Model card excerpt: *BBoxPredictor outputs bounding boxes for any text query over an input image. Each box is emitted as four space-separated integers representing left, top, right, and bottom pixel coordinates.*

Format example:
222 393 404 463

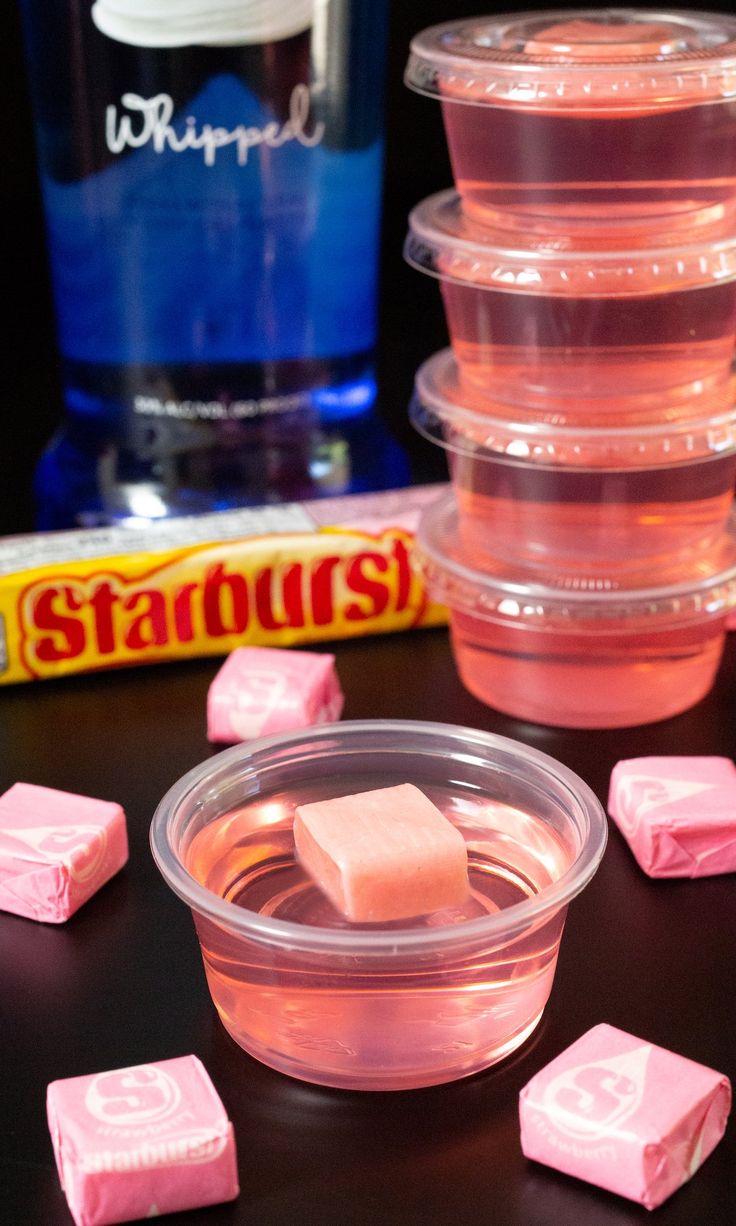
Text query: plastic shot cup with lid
405 9 736 240
411 349 736 574
414 492 736 729
405 191 736 422
150 720 607 1091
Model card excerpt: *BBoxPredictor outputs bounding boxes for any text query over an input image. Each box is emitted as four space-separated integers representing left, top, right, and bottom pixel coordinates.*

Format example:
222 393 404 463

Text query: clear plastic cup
405 191 736 421
411 349 736 574
415 492 736 729
406 9 736 240
150 720 607 1090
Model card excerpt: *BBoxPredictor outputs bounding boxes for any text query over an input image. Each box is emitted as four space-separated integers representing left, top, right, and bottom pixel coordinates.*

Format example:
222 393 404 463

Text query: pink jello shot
411 349 736 575
519 1024 731 1210
47 1055 239 1226
414 492 736 729
404 191 736 421
294 783 470 922
608 756 736 878
406 10 736 241
0 782 128 923
207 645 343 743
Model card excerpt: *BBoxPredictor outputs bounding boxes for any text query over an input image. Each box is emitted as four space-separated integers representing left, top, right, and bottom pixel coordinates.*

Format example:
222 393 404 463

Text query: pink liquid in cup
411 350 736 574
405 192 736 419
151 722 607 1090
406 11 736 240
415 493 736 730
187 787 566 1088
441 276 736 404
451 612 727 731
453 451 736 574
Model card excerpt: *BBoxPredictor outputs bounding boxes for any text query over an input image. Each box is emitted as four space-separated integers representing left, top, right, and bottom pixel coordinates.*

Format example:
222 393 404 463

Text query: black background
6 1 736 535
2 5 736 1226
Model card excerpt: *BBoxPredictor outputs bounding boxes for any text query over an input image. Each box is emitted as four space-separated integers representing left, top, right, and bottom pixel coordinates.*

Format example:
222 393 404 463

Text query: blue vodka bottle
19 0 407 527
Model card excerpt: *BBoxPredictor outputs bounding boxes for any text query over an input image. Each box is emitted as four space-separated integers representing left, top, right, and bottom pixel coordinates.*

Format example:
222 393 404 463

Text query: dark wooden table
1 625 735 1225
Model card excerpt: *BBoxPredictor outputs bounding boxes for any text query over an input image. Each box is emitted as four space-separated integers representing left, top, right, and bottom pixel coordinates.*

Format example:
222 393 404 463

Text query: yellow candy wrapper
0 486 448 685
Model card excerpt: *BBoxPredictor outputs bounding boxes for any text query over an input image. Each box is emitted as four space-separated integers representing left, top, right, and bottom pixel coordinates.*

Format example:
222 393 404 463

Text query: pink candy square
207 646 343 743
47 1055 239 1226
294 783 469 922
0 783 128 923
608 756 736 878
520 1024 731 1210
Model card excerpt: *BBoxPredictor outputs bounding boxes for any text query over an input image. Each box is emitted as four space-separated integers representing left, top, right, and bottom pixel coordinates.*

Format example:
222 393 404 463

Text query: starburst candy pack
0 486 447 686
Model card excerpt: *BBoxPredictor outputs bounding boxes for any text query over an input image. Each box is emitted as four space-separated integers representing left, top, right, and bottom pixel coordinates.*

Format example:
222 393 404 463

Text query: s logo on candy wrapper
44 824 109 883
85 1065 182 1126
228 668 289 739
1 823 108 883
541 1044 652 1141
235 668 288 711
614 775 713 834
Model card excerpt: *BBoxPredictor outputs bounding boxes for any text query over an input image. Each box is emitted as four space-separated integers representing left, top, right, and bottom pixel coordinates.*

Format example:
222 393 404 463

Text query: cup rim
411 349 736 463
414 490 736 617
405 190 736 287
150 718 607 954
405 10 736 108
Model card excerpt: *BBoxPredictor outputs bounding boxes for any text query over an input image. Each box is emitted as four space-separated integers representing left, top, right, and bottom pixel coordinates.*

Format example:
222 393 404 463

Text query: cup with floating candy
151 720 607 1089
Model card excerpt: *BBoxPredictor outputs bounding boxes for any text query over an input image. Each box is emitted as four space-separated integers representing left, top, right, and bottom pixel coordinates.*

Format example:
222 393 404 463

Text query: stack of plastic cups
403 9 736 729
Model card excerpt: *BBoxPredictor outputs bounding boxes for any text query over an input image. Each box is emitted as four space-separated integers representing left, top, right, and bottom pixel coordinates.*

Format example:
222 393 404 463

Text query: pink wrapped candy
608 756 736 878
47 1055 239 1226
0 782 128 923
207 646 343 743
520 1024 731 1210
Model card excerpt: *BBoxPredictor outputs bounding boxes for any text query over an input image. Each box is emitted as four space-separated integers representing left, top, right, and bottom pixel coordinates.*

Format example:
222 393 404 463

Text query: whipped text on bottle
105 84 324 166
96 0 326 166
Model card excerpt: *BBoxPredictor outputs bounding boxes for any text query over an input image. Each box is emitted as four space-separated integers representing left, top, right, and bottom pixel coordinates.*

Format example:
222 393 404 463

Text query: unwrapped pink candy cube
47 1055 239 1226
608 756 736 878
294 783 470 922
519 1024 731 1210
207 646 343 743
0 782 128 923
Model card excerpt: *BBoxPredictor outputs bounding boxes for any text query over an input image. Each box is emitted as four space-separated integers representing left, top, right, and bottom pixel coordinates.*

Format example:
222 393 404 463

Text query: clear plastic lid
415 490 736 624
406 9 736 111
411 349 736 467
405 190 736 291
